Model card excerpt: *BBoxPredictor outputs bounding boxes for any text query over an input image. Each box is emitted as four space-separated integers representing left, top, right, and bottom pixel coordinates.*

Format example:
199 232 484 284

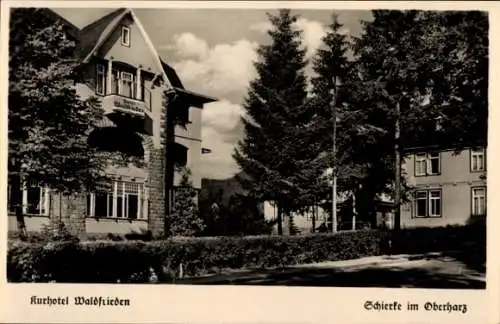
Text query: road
175 253 486 289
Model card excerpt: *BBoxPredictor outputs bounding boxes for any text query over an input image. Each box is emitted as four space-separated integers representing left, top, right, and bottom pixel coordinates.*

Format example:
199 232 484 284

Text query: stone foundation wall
146 141 166 238
49 193 86 236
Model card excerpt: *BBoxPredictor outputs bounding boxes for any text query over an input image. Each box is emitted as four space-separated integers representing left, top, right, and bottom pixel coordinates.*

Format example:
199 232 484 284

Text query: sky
52 8 372 180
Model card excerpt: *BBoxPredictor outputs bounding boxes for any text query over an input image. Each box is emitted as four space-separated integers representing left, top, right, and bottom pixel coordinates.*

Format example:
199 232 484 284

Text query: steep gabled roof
40 8 80 39
161 60 217 105
76 8 174 90
78 8 128 60
161 60 184 89
47 8 218 105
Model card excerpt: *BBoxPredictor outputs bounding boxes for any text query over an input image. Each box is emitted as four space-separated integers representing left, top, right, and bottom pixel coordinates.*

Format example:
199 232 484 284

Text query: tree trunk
311 204 316 233
59 192 63 223
394 102 401 231
288 211 295 235
351 190 357 231
331 77 338 233
11 172 27 238
277 203 283 235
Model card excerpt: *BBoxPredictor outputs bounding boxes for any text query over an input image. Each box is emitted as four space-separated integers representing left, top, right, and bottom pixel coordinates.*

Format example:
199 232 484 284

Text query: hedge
7 225 485 283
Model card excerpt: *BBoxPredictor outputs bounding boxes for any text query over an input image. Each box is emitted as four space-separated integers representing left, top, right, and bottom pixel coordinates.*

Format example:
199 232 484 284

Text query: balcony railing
101 94 153 136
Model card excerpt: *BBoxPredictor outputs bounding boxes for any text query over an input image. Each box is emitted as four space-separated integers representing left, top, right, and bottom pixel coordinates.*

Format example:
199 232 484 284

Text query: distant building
263 193 393 234
7 8 216 236
264 144 487 233
400 145 486 227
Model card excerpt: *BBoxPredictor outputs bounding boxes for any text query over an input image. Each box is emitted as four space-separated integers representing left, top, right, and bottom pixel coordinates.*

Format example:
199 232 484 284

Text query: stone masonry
147 146 166 238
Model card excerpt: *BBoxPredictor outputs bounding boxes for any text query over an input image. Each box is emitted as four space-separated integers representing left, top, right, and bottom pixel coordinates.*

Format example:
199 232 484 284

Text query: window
471 148 485 172
109 67 144 100
7 178 49 216
112 68 119 94
414 152 440 176
88 183 113 218
25 180 48 215
415 153 427 176
25 180 49 216
414 189 442 218
7 180 15 213
121 26 130 46
177 107 190 124
427 153 440 175
415 191 428 217
429 190 442 217
120 72 134 98
87 181 147 220
123 182 140 220
472 187 486 216
172 143 188 167
96 64 106 95
27 185 43 214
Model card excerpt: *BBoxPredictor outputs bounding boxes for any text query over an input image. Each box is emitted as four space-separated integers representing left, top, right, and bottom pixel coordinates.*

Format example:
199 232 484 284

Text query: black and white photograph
1 1 497 323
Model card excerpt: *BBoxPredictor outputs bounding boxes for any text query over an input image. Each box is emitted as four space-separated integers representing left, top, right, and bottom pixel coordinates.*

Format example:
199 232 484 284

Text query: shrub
388 224 485 255
7 224 484 283
168 167 205 236
37 220 80 243
124 229 152 241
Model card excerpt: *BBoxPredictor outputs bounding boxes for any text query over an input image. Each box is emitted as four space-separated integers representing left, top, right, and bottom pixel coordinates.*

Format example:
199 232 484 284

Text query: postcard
1 1 498 323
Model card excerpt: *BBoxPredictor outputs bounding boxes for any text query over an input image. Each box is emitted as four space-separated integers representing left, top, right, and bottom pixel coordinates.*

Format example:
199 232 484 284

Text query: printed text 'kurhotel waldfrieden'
30 296 130 307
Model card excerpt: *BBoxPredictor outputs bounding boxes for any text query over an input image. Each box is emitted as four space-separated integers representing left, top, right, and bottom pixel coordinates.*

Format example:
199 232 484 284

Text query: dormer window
121 26 130 46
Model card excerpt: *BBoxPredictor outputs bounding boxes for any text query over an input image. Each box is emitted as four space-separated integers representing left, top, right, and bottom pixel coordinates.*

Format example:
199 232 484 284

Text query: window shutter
426 154 432 175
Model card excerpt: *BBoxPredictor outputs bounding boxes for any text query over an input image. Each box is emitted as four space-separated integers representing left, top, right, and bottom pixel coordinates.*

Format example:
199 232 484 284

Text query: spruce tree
309 14 354 230
168 167 205 236
9 8 108 237
234 9 319 235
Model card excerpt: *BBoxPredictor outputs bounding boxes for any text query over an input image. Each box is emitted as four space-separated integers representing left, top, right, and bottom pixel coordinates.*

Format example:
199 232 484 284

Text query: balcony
101 94 153 136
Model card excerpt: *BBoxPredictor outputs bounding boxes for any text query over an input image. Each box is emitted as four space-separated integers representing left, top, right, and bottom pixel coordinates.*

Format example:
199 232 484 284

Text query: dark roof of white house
46 8 217 105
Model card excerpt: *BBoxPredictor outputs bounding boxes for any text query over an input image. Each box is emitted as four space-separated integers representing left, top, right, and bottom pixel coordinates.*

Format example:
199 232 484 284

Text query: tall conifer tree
167 168 205 237
234 9 319 235
309 14 353 230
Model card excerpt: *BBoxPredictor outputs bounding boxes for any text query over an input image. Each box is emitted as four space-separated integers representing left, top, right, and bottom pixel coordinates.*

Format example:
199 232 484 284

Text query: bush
124 229 152 241
7 225 485 283
8 220 81 244
387 224 485 255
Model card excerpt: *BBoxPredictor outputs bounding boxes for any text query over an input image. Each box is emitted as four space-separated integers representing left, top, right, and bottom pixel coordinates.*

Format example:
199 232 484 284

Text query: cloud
161 33 209 60
294 18 327 59
163 21 331 179
338 27 350 36
202 99 245 142
201 100 246 179
164 33 259 179
168 33 258 99
250 18 327 59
